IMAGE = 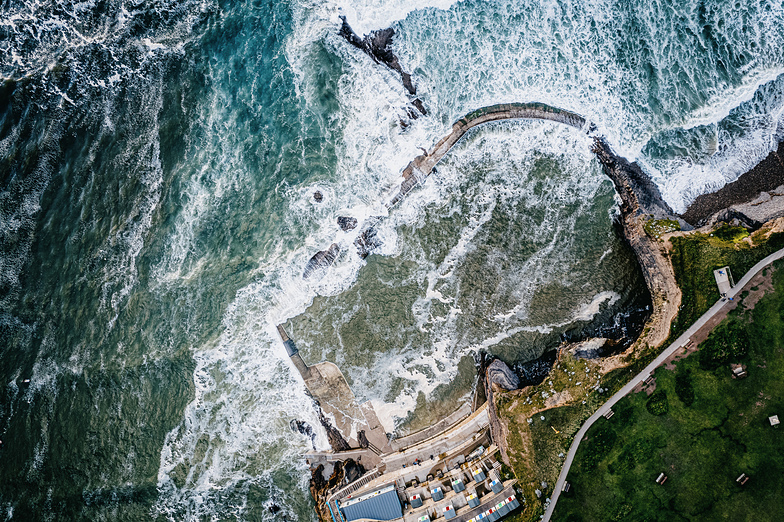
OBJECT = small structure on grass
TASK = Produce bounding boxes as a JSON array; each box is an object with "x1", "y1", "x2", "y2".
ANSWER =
[
  {"x1": 562, "y1": 482, "x2": 571, "y2": 493},
  {"x1": 656, "y1": 473, "x2": 668, "y2": 485},
  {"x1": 713, "y1": 266, "x2": 734, "y2": 296},
  {"x1": 736, "y1": 473, "x2": 750, "y2": 485},
  {"x1": 770, "y1": 415, "x2": 780, "y2": 427},
  {"x1": 731, "y1": 364, "x2": 748, "y2": 379}
]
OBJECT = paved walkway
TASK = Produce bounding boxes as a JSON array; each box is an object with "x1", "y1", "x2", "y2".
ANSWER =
[{"x1": 542, "y1": 247, "x2": 784, "y2": 521}]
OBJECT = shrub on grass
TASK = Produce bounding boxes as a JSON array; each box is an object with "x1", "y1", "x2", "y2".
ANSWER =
[
  {"x1": 608, "y1": 439, "x2": 653, "y2": 475},
  {"x1": 675, "y1": 369, "x2": 695, "y2": 406},
  {"x1": 646, "y1": 390, "x2": 669, "y2": 416},
  {"x1": 698, "y1": 320, "x2": 748, "y2": 370},
  {"x1": 581, "y1": 421, "x2": 617, "y2": 471},
  {"x1": 610, "y1": 502, "x2": 633, "y2": 521},
  {"x1": 608, "y1": 448, "x2": 636, "y2": 475},
  {"x1": 612, "y1": 403, "x2": 636, "y2": 430},
  {"x1": 712, "y1": 224, "x2": 749, "y2": 242}
]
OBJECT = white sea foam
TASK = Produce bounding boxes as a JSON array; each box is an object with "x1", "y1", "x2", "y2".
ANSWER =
[{"x1": 159, "y1": 0, "x2": 784, "y2": 517}]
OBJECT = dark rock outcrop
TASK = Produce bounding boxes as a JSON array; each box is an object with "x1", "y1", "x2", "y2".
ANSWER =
[
  {"x1": 487, "y1": 359, "x2": 520, "y2": 391},
  {"x1": 303, "y1": 243, "x2": 340, "y2": 280},
  {"x1": 309, "y1": 458, "x2": 365, "y2": 522},
  {"x1": 411, "y1": 98, "x2": 427, "y2": 116},
  {"x1": 317, "y1": 405, "x2": 351, "y2": 452},
  {"x1": 290, "y1": 419, "x2": 317, "y2": 449},
  {"x1": 514, "y1": 349, "x2": 557, "y2": 387},
  {"x1": 338, "y1": 15, "x2": 424, "y2": 114},
  {"x1": 592, "y1": 137, "x2": 682, "y2": 355},
  {"x1": 592, "y1": 138, "x2": 675, "y2": 219},
  {"x1": 354, "y1": 224, "x2": 381, "y2": 259},
  {"x1": 357, "y1": 430, "x2": 369, "y2": 449},
  {"x1": 314, "y1": 190, "x2": 323, "y2": 202},
  {"x1": 310, "y1": 462, "x2": 342, "y2": 522},
  {"x1": 337, "y1": 216, "x2": 358, "y2": 231},
  {"x1": 343, "y1": 458, "x2": 366, "y2": 484}
]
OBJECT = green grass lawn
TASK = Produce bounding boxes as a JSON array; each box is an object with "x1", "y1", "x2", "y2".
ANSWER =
[
  {"x1": 668, "y1": 230, "x2": 784, "y2": 338},
  {"x1": 553, "y1": 260, "x2": 784, "y2": 521}
]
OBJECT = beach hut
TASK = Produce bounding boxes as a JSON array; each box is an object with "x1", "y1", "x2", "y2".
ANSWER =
[
  {"x1": 443, "y1": 505, "x2": 456, "y2": 520},
  {"x1": 431, "y1": 487, "x2": 444, "y2": 502},
  {"x1": 489, "y1": 479, "x2": 503, "y2": 494},
  {"x1": 505, "y1": 495, "x2": 521, "y2": 510},
  {"x1": 411, "y1": 494, "x2": 423, "y2": 508},
  {"x1": 485, "y1": 507, "x2": 499, "y2": 522},
  {"x1": 452, "y1": 477, "x2": 466, "y2": 492},
  {"x1": 466, "y1": 493, "x2": 481, "y2": 508},
  {"x1": 472, "y1": 468, "x2": 486, "y2": 482}
]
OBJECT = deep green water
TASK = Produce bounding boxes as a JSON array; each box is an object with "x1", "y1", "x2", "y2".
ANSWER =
[{"x1": 1, "y1": 0, "x2": 784, "y2": 520}]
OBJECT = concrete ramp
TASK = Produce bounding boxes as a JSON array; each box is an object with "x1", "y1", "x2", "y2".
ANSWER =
[{"x1": 713, "y1": 266, "x2": 734, "y2": 296}]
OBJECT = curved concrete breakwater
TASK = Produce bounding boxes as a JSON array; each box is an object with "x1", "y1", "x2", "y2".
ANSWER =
[{"x1": 304, "y1": 101, "x2": 595, "y2": 272}]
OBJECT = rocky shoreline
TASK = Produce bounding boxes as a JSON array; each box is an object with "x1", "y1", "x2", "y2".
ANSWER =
[
  {"x1": 683, "y1": 140, "x2": 784, "y2": 227},
  {"x1": 587, "y1": 138, "x2": 684, "y2": 364}
]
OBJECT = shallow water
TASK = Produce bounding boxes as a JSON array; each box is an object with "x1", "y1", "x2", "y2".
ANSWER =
[{"x1": 1, "y1": 0, "x2": 784, "y2": 519}]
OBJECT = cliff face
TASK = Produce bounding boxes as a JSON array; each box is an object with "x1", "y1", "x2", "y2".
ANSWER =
[{"x1": 591, "y1": 138, "x2": 682, "y2": 357}]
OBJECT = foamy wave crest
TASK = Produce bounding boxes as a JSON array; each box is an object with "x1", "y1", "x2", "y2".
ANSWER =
[
  {"x1": 641, "y1": 73, "x2": 784, "y2": 212},
  {"x1": 155, "y1": 311, "x2": 327, "y2": 521}
]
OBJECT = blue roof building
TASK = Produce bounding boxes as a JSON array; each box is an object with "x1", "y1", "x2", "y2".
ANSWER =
[
  {"x1": 489, "y1": 479, "x2": 503, "y2": 494},
  {"x1": 472, "y1": 468, "x2": 486, "y2": 482},
  {"x1": 452, "y1": 478, "x2": 466, "y2": 492},
  {"x1": 410, "y1": 494, "x2": 423, "y2": 508},
  {"x1": 431, "y1": 487, "x2": 444, "y2": 501},
  {"x1": 467, "y1": 493, "x2": 481, "y2": 508},
  {"x1": 339, "y1": 484, "x2": 402, "y2": 522}
]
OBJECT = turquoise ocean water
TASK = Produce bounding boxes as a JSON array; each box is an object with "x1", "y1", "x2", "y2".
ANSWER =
[{"x1": 1, "y1": 0, "x2": 783, "y2": 519}]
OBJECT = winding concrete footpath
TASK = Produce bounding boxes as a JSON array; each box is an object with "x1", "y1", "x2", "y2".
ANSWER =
[{"x1": 542, "y1": 246, "x2": 784, "y2": 521}]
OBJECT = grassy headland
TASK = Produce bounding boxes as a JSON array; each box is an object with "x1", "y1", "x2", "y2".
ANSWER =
[
  {"x1": 552, "y1": 259, "x2": 784, "y2": 521},
  {"x1": 667, "y1": 225, "x2": 784, "y2": 338}
]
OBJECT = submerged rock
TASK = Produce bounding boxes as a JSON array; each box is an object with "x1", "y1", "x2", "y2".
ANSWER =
[
  {"x1": 337, "y1": 216, "x2": 358, "y2": 231},
  {"x1": 487, "y1": 359, "x2": 520, "y2": 391},
  {"x1": 354, "y1": 226, "x2": 381, "y2": 259},
  {"x1": 303, "y1": 243, "x2": 340, "y2": 280},
  {"x1": 313, "y1": 191, "x2": 323, "y2": 202},
  {"x1": 290, "y1": 419, "x2": 317, "y2": 449}
]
